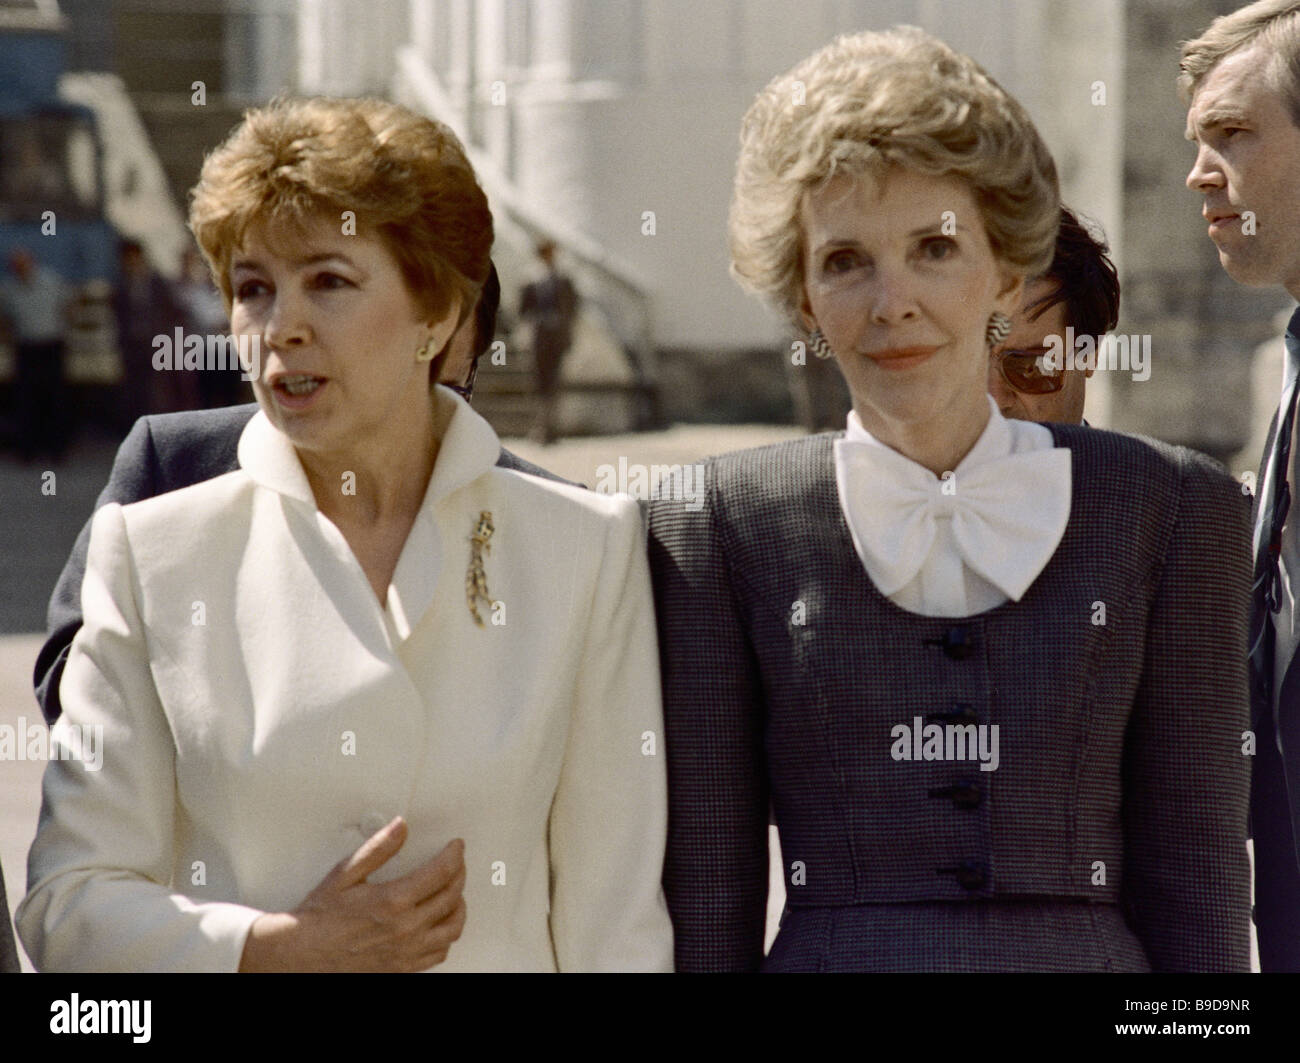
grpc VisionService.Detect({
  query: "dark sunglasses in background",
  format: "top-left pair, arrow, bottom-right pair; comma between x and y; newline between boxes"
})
991,346 -> 1066,395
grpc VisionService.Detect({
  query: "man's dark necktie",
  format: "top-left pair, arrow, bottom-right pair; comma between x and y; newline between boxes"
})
1249,308 -> 1300,717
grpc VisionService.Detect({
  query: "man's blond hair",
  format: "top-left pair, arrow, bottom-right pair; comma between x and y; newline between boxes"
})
1180,0 -> 1300,125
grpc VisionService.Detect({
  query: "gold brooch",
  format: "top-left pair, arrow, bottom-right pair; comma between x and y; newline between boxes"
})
466,510 -> 494,626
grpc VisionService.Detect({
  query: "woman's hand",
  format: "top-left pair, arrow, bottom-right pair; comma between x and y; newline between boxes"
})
238,817 -> 467,972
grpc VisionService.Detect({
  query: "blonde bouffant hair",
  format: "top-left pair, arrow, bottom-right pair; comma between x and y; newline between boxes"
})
729,26 -> 1060,324
189,96 -> 493,327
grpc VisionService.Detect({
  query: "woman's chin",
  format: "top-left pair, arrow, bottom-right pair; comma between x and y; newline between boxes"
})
258,397 -> 336,450
851,379 -> 951,423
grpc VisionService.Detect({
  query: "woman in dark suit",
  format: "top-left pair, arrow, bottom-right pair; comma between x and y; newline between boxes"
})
648,26 -> 1252,972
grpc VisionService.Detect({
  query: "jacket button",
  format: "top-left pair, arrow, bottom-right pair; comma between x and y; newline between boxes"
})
951,780 -> 981,809
927,779 -> 982,809
937,860 -> 987,891
941,626 -> 974,660
926,702 -> 979,725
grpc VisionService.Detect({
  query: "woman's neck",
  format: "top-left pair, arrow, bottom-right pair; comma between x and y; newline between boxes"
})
856,396 -> 992,477
299,395 -> 440,528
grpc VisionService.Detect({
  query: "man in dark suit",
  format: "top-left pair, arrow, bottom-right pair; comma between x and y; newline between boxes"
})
112,238 -> 197,424
519,240 -> 579,444
1182,0 -> 1300,970
36,262 -> 568,725
0,873 -> 19,972
0,247 -> 72,461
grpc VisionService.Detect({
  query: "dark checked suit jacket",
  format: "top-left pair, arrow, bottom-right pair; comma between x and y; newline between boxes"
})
648,422 -> 1252,972
0,867 -> 19,972
35,401 -> 572,725
1249,405 -> 1300,972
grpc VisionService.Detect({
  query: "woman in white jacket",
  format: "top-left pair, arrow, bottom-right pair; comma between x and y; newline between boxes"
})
17,96 -> 672,973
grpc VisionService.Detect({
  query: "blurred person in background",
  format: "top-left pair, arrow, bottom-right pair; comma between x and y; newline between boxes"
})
176,243 -> 247,409
988,206 -> 1121,426
111,238 -> 196,425
0,246 -> 71,461
519,239 -> 578,444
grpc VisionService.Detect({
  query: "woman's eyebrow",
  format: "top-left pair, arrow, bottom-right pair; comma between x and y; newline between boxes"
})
230,252 -> 360,272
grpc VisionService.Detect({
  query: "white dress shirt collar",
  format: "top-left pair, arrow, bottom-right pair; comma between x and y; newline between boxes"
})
237,385 -> 503,641
843,393 -> 1018,474
237,384 -> 501,510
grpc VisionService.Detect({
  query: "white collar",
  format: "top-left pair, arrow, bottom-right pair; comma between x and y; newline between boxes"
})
237,385 -> 501,512
834,396 -> 1070,616
237,386 -> 502,642
843,394 -> 1049,469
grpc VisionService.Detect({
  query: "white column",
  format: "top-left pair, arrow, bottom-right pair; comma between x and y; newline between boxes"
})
411,0 -> 436,68
297,0 -> 325,93
529,0 -> 574,83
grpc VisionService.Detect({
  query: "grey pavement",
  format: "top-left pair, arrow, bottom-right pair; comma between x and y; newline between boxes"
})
2,634 -> 45,971
1,431 -> 121,635
1,428 -> 123,971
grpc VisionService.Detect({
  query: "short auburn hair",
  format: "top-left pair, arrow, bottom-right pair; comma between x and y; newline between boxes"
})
189,96 -> 493,327
729,26 -> 1059,325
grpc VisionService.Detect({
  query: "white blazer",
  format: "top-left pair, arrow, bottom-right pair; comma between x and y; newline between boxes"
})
18,389 -> 673,972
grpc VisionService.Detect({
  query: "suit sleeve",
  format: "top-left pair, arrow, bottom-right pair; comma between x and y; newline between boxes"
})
17,503 -> 264,972
1120,454 -> 1253,971
0,859 -> 19,973
34,417 -> 161,725
647,472 -> 770,971
547,497 -> 674,972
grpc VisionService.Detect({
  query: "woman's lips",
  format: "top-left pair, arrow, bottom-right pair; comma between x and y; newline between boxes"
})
866,345 -> 940,370
269,375 -> 328,411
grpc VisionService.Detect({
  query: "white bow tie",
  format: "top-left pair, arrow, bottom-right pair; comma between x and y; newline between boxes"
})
834,436 -> 1071,612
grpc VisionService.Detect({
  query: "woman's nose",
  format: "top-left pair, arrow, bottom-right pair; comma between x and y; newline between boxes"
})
264,288 -> 312,349
868,269 -> 920,325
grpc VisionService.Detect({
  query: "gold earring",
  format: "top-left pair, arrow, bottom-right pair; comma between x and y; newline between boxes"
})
416,336 -> 438,363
